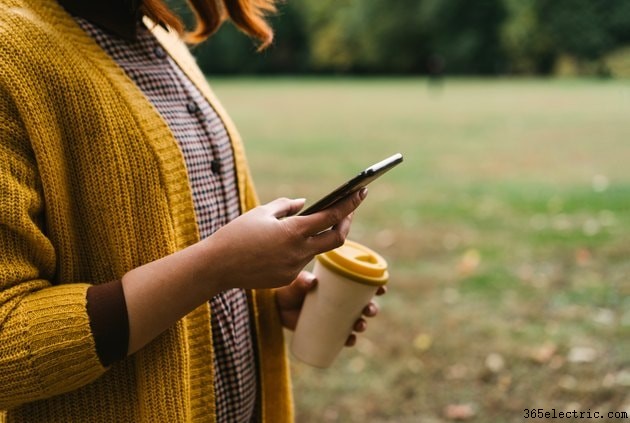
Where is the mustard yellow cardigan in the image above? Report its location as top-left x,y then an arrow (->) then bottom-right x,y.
0,0 -> 293,421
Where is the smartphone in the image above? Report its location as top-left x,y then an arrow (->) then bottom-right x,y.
298,153 -> 404,216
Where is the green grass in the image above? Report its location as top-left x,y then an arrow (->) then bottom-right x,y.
210,77 -> 630,422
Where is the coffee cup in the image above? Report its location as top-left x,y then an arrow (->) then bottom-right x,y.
291,240 -> 389,368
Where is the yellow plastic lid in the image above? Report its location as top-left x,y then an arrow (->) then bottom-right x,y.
316,240 -> 389,286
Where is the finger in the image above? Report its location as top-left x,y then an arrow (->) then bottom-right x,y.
306,214 -> 353,254
275,272 -> 316,310
299,271 -> 318,292
353,318 -> 367,332
345,334 -> 357,347
298,188 -> 367,236
265,197 -> 306,219
363,301 -> 379,317
376,286 -> 387,296
335,212 -> 353,239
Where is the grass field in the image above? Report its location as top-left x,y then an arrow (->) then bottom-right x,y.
210,78 -> 630,422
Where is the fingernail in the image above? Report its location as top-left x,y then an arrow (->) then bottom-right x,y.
359,187 -> 368,200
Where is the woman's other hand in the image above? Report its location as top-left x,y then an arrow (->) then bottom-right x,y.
275,270 -> 387,347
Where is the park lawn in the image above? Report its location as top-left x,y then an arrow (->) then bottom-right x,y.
210,77 -> 630,422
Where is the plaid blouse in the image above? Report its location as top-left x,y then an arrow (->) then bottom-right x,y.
74,17 -> 258,422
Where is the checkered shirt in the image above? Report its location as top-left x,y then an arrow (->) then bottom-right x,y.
74,17 -> 258,422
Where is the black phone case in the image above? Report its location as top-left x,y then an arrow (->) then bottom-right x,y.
298,153 -> 403,216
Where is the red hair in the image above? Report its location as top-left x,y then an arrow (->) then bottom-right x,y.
141,0 -> 277,50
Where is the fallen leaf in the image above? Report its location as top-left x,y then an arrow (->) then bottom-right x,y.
593,308 -> 614,326
497,374 -> 512,392
567,346 -> 597,363
413,333 -> 433,352
529,342 -> 557,364
347,356 -> 366,373
444,403 -> 476,421
457,249 -> 481,276
445,364 -> 468,380
575,248 -> 592,266
485,353 -> 505,373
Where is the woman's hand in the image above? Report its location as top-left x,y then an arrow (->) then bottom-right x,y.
275,270 -> 387,347
204,189 -> 367,293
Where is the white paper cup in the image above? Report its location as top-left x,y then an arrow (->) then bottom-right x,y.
291,240 -> 389,368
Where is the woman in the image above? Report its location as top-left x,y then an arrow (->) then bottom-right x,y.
0,0 -> 384,421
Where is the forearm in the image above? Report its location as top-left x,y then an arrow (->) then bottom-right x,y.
122,240 -> 225,355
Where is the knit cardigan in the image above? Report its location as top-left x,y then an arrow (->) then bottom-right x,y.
0,0 -> 293,421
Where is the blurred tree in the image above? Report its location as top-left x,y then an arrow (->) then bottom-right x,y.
292,0 -> 357,72
536,0 -> 613,61
297,0 -> 429,73
419,0 -> 508,74
501,0 -> 555,74
534,0 -> 630,74
159,0 -> 630,76
347,0 -> 429,73
298,0 -> 508,75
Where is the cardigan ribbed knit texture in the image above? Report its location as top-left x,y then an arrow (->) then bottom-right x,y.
0,0 -> 293,421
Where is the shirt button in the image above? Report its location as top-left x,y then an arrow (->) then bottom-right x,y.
210,159 -> 222,174
154,46 -> 167,59
186,102 -> 198,114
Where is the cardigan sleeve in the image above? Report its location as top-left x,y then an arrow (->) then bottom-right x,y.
0,87 -> 107,409
86,281 -> 130,366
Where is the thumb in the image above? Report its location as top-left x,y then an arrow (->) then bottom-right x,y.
267,197 -> 306,218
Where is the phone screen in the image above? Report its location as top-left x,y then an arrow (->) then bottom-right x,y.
298,153 -> 403,216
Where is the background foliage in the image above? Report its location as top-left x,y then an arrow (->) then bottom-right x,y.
166,0 -> 630,76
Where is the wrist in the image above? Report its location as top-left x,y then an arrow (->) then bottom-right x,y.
187,238 -> 231,297
121,241 -> 227,354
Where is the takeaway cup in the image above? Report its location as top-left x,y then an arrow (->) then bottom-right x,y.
291,240 -> 389,368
